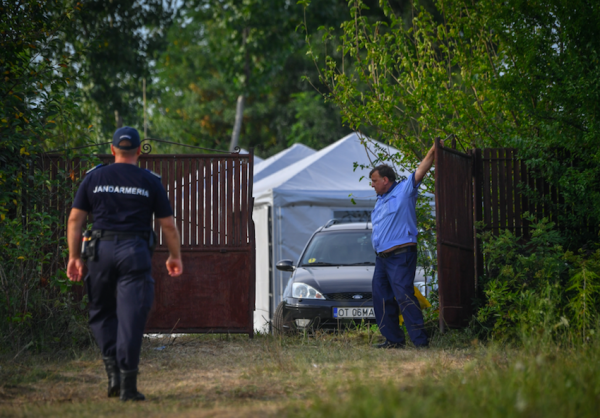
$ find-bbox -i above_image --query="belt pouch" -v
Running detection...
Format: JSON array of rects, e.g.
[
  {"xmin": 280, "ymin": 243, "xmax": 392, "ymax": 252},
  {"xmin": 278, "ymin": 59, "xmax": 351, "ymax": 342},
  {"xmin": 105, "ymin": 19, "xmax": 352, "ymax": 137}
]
[
  {"xmin": 88, "ymin": 230, "xmax": 102, "ymax": 261},
  {"xmin": 81, "ymin": 230, "xmax": 92, "ymax": 260}
]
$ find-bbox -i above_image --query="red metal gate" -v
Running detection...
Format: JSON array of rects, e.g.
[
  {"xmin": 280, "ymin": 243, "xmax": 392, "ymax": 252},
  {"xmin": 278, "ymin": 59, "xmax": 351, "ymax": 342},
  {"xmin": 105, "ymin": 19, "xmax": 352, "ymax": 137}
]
[
  {"xmin": 434, "ymin": 139, "xmax": 476, "ymax": 330},
  {"xmin": 434, "ymin": 143, "xmax": 561, "ymax": 330},
  {"xmin": 43, "ymin": 152, "xmax": 255, "ymax": 336}
]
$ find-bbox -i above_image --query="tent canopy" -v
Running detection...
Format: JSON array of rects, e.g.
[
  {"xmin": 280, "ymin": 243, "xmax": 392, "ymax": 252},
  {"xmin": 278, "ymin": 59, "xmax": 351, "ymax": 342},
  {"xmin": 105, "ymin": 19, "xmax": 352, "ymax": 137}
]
[
  {"xmin": 253, "ymin": 143, "xmax": 315, "ymax": 183},
  {"xmin": 253, "ymin": 132, "xmax": 410, "ymax": 207}
]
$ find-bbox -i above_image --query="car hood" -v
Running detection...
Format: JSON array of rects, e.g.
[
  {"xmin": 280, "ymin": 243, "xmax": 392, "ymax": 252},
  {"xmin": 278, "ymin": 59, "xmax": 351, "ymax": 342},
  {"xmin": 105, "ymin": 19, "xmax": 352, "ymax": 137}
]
[{"xmin": 292, "ymin": 266, "xmax": 373, "ymax": 293}]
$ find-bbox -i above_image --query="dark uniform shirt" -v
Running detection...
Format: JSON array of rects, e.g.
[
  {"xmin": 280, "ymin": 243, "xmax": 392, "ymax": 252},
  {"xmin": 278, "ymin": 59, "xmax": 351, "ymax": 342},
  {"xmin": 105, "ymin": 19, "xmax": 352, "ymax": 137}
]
[{"xmin": 72, "ymin": 163, "xmax": 172, "ymax": 232}]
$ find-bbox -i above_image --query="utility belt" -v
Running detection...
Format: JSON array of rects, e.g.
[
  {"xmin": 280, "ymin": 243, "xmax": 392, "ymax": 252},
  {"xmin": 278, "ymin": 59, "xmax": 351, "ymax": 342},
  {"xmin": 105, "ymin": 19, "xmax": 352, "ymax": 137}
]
[
  {"xmin": 81, "ymin": 229, "xmax": 158, "ymax": 261},
  {"xmin": 375, "ymin": 245, "xmax": 417, "ymax": 259}
]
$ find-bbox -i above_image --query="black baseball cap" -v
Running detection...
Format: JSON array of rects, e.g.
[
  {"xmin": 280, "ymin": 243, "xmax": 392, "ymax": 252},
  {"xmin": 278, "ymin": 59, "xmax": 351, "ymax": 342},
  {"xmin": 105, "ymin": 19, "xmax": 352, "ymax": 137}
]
[{"xmin": 112, "ymin": 126, "xmax": 141, "ymax": 150}]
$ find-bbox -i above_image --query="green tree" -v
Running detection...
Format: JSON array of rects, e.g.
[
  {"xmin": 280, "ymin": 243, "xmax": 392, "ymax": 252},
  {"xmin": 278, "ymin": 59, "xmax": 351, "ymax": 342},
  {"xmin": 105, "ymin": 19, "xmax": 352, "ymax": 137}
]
[
  {"xmin": 54, "ymin": 0, "xmax": 175, "ymax": 145},
  {"xmin": 306, "ymin": 0, "xmax": 600, "ymax": 248},
  {"xmin": 485, "ymin": 0, "xmax": 600, "ymax": 248},
  {"xmin": 148, "ymin": 0, "xmax": 353, "ymax": 156},
  {"xmin": 1, "ymin": 0, "xmax": 87, "ymax": 208},
  {"xmin": 0, "ymin": 0, "xmax": 91, "ymax": 351}
]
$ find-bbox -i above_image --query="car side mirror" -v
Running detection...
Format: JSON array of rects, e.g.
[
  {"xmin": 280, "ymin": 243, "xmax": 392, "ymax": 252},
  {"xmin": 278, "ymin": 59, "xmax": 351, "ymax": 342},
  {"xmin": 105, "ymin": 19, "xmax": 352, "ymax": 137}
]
[{"xmin": 276, "ymin": 259, "xmax": 295, "ymax": 272}]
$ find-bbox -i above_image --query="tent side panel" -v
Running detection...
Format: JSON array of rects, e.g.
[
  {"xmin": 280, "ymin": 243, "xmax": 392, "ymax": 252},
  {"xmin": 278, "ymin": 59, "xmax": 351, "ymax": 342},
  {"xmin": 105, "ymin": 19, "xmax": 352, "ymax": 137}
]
[{"xmin": 253, "ymin": 204, "xmax": 271, "ymax": 332}]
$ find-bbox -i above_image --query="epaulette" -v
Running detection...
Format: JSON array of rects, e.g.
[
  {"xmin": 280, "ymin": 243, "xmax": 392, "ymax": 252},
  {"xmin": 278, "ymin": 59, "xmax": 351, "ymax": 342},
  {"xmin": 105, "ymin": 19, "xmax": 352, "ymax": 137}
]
[
  {"xmin": 145, "ymin": 168, "xmax": 162, "ymax": 179},
  {"xmin": 86, "ymin": 163, "xmax": 107, "ymax": 174}
]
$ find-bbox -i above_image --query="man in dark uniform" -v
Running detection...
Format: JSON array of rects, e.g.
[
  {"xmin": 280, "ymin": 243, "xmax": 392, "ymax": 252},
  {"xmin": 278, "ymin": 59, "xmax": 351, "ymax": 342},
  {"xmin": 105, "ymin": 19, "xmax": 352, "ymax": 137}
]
[
  {"xmin": 370, "ymin": 144, "xmax": 435, "ymax": 349},
  {"xmin": 66, "ymin": 126, "xmax": 183, "ymax": 401}
]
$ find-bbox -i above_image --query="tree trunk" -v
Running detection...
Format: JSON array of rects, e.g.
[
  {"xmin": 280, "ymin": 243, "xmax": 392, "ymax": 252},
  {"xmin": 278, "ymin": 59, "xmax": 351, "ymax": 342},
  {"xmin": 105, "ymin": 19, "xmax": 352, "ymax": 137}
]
[
  {"xmin": 114, "ymin": 110, "xmax": 123, "ymax": 129},
  {"xmin": 229, "ymin": 95, "xmax": 245, "ymax": 152}
]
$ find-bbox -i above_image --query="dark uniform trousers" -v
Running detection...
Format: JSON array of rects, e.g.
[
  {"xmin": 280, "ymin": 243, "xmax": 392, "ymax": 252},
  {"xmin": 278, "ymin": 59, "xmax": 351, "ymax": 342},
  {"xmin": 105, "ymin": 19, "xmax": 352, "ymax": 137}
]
[
  {"xmin": 372, "ymin": 251, "xmax": 429, "ymax": 347},
  {"xmin": 85, "ymin": 236, "xmax": 154, "ymax": 371}
]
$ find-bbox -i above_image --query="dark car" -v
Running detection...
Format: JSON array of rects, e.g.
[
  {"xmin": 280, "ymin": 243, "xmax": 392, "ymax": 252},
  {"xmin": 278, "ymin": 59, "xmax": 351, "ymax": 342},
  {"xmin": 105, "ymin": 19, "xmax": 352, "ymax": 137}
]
[{"xmin": 273, "ymin": 221, "xmax": 378, "ymax": 334}]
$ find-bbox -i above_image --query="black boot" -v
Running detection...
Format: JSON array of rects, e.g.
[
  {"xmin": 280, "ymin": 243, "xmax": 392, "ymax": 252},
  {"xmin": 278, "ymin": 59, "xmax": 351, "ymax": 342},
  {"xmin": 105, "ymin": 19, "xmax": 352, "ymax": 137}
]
[
  {"xmin": 120, "ymin": 369, "xmax": 145, "ymax": 401},
  {"xmin": 102, "ymin": 356, "xmax": 120, "ymax": 397}
]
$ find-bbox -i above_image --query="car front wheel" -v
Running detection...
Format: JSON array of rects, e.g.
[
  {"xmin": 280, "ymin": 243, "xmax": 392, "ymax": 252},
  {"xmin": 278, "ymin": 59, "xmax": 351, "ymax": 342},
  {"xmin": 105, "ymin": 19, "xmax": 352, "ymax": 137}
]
[{"xmin": 272, "ymin": 302, "xmax": 296, "ymax": 336}]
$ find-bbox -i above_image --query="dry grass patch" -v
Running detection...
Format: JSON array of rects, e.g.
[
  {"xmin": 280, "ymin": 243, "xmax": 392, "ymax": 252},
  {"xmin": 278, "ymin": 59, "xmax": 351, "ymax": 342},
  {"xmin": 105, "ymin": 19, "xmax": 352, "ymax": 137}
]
[{"xmin": 0, "ymin": 333, "xmax": 470, "ymax": 417}]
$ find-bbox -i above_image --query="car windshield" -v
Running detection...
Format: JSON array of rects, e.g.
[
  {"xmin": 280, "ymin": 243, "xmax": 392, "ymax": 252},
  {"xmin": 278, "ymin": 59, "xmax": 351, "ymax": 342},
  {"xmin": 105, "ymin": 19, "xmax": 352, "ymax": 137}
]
[{"xmin": 299, "ymin": 230, "xmax": 375, "ymax": 266}]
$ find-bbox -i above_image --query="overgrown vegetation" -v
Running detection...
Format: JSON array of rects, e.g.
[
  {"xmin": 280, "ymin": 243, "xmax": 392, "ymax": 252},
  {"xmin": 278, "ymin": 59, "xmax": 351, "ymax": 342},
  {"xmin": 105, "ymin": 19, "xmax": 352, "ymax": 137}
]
[
  {"xmin": 475, "ymin": 215, "xmax": 600, "ymax": 344},
  {"xmin": 304, "ymin": 0, "xmax": 600, "ymax": 249},
  {"xmin": 291, "ymin": 333, "xmax": 600, "ymax": 418},
  {"xmin": 0, "ymin": 212, "xmax": 91, "ymax": 353},
  {"xmin": 0, "ymin": 0, "xmax": 92, "ymax": 352}
]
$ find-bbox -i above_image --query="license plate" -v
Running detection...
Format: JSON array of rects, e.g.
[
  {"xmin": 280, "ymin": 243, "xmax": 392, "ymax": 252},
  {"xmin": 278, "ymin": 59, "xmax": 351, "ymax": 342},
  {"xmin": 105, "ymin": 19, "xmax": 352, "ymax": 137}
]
[{"xmin": 333, "ymin": 307, "xmax": 375, "ymax": 319}]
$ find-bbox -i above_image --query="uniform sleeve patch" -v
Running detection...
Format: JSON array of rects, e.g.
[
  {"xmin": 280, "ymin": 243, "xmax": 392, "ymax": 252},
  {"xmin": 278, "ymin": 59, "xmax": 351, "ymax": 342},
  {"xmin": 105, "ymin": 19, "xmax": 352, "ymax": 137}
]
[
  {"xmin": 145, "ymin": 169, "xmax": 162, "ymax": 179},
  {"xmin": 86, "ymin": 163, "xmax": 107, "ymax": 174}
]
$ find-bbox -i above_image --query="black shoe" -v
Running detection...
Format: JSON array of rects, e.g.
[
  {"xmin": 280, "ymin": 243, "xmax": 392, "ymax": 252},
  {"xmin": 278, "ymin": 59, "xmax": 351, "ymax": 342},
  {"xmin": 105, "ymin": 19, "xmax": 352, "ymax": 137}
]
[
  {"xmin": 120, "ymin": 369, "xmax": 146, "ymax": 401},
  {"xmin": 102, "ymin": 356, "xmax": 120, "ymax": 398},
  {"xmin": 373, "ymin": 340, "xmax": 405, "ymax": 349}
]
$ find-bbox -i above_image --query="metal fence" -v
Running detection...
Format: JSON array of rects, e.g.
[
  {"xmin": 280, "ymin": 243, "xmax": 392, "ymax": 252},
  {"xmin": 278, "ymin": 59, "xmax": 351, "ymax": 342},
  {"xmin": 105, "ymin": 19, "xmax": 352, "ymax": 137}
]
[{"xmin": 435, "ymin": 142, "xmax": 558, "ymax": 330}]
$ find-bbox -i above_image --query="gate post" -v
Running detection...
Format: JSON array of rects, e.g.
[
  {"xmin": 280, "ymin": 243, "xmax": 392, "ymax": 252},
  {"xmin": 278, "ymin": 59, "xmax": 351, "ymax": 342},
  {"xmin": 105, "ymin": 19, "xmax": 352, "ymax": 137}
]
[{"xmin": 434, "ymin": 138, "xmax": 445, "ymax": 333}]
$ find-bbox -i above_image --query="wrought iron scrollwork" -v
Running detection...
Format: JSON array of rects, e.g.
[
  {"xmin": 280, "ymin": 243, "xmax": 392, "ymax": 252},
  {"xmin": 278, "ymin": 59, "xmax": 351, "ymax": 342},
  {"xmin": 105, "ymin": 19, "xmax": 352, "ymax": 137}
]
[
  {"xmin": 141, "ymin": 140, "xmax": 152, "ymax": 154},
  {"xmin": 142, "ymin": 138, "xmax": 245, "ymax": 154},
  {"xmin": 46, "ymin": 137, "xmax": 249, "ymax": 155}
]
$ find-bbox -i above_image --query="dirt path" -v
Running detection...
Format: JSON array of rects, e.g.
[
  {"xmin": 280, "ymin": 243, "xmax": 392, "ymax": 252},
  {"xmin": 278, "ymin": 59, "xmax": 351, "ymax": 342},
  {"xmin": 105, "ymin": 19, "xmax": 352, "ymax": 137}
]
[{"xmin": 0, "ymin": 334, "xmax": 471, "ymax": 417}]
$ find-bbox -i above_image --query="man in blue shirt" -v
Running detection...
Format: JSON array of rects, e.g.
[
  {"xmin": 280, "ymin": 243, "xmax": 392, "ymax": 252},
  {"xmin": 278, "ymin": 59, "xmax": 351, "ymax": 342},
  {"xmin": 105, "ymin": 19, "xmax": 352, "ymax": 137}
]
[
  {"xmin": 370, "ymin": 144, "xmax": 435, "ymax": 348},
  {"xmin": 67, "ymin": 127, "xmax": 183, "ymax": 400}
]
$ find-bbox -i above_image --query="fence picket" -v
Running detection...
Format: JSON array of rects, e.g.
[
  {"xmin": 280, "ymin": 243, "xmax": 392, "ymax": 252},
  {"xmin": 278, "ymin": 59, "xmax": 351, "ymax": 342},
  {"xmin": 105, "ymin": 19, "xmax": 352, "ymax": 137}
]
[
  {"xmin": 498, "ymin": 148, "xmax": 507, "ymax": 231},
  {"xmin": 490, "ymin": 149, "xmax": 499, "ymax": 235},
  {"xmin": 513, "ymin": 151, "xmax": 522, "ymax": 237},
  {"xmin": 483, "ymin": 149, "xmax": 491, "ymax": 230},
  {"xmin": 506, "ymin": 149, "xmax": 514, "ymax": 233},
  {"xmin": 226, "ymin": 158, "xmax": 234, "ymax": 245}
]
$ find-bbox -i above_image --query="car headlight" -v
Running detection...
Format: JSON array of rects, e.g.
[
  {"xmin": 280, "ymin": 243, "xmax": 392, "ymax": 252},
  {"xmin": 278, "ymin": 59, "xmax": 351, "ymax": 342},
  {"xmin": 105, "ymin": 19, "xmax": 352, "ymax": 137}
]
[{"xmin": 292, "ymin": 283, "xmax": 325, "ymax": 299}]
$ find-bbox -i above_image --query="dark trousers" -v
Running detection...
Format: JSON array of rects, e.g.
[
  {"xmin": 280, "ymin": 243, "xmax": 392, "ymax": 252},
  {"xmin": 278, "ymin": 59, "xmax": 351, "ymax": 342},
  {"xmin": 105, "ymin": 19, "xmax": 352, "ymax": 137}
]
[
  {"xmin": 85, "ymin": 236, "xmax": 154, "ymax": 371},
  {"xmin": 372, "ymin": 251, "xmax": 428, "ymax": 347}
]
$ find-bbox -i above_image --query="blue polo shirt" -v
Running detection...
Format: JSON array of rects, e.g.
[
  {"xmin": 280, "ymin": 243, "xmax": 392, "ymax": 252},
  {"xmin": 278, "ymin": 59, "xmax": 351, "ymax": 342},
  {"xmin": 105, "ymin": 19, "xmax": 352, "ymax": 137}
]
[{"xmin": 371, "ymin": 172, "xmax": 420, "ymax": 253}]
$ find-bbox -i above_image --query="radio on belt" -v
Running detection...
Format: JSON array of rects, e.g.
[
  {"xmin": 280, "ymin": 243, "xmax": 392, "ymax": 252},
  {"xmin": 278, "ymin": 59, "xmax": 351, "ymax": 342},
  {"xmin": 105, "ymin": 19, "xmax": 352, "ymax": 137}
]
[{"xmin": 81, "ymin": 230, "xmax": 92, "ymax": 258}]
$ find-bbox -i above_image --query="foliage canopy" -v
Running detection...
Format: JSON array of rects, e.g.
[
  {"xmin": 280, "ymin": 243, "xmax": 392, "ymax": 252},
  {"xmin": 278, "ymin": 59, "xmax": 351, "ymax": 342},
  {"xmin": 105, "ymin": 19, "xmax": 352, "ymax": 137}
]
[
  {"xmin": 306, "ymin": 0, "xmax": 600, "ymax": 249},
  {"xmin": 0, "ymin": 0, "xmax": 92, "ymax": 351}
]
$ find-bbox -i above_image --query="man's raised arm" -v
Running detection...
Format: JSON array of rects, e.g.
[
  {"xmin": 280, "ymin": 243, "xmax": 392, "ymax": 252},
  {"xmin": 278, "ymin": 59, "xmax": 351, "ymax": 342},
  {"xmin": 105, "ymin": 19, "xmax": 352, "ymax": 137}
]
[{"xmin": 415, "ymin": 143, "xmax": 437, "ymax": 184}]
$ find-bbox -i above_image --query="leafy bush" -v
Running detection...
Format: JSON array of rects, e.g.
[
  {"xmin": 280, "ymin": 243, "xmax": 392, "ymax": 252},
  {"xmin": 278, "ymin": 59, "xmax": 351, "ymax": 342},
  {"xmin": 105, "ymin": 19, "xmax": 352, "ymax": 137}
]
[
  {"xmin": 476, "ymin": 214, "xmax": 600, "ymax": 343},
  {"xmin": 0, "ymin": 0, "xmax": 93, "ymax": 353},
  {"xmin": 0, "ymin": 215, "xmax": 90, "ymax": 351},
  {"xmin": 564, "ymin": 250, "xmax": 600, "ymax": 342}
]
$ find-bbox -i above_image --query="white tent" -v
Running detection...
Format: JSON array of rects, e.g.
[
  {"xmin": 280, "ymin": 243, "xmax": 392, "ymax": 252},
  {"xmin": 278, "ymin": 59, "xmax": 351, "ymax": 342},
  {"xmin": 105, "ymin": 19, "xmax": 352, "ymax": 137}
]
[
  {"xmin": 252, "ymin": 132, "xmax": 412, "ymax": 332},
  {"xmin": 253, "ymin": 143, "xmax": 315, "ymax": 183}
]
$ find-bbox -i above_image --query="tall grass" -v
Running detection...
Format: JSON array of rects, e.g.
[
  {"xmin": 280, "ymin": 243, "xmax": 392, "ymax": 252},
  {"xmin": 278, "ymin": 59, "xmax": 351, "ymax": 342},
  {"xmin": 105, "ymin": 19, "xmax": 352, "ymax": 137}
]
[{"xmin": 290, "ymin": 333, "xmax": 600, "ymax": 418}]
